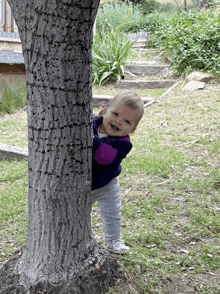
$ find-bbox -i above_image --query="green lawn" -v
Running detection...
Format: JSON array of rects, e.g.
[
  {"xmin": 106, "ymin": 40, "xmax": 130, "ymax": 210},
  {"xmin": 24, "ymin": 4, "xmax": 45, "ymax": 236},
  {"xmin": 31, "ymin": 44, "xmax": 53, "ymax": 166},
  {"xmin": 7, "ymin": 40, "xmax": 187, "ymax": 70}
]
[{"xmin": 0, "ymin": 82, "xmax": 220, "ymax": 293}]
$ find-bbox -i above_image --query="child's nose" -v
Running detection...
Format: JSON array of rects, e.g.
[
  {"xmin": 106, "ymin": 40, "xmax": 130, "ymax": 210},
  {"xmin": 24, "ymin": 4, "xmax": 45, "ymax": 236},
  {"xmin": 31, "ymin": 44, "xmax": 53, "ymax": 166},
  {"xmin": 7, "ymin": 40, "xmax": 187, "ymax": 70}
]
[{"xmin": 116, "ymin": 117, "xmax": 123, "ymax": 125}]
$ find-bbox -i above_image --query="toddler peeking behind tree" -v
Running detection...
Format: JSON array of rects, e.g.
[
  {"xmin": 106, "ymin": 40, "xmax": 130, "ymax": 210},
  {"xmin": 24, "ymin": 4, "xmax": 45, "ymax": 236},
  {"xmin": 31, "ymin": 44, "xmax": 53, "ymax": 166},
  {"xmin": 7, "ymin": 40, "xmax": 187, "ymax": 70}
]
[{"xmin": 91, "ymin": 90, "xmax": 144, "ymax": 254}]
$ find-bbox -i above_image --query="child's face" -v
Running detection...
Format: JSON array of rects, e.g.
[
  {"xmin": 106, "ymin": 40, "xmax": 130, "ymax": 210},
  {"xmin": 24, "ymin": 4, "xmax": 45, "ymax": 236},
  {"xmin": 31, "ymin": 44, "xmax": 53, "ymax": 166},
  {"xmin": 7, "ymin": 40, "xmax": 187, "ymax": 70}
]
[{"xmin": 100, "ymin": 102, "xmax": 141, "ymax": 137}]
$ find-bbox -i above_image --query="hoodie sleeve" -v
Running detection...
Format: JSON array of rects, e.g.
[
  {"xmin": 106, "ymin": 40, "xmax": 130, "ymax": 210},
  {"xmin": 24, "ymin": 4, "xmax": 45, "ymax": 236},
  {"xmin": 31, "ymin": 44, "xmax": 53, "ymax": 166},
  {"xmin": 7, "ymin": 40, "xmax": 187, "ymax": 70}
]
[{"xmin": 93, "ymin": 135, "xmax": 132, "ymax": 166}]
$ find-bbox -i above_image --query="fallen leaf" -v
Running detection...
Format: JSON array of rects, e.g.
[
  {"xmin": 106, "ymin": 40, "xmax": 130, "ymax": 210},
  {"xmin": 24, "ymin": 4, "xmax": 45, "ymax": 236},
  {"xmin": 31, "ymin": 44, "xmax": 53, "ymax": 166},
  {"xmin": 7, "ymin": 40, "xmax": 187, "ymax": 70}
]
[
  {"xmin": 181, "ymin": 249, "xmax": 189, "ymax": 254},
  {"xmin": 145, "ymin": 244, "xmax": 157, "ymax": 248},
  {"xmin": 189, "ymin": 242, "xmax": 196, "ymax": 245},
  {"xmin": 95, "ymin": 263, "xmax": 100, "ymax": 270}
]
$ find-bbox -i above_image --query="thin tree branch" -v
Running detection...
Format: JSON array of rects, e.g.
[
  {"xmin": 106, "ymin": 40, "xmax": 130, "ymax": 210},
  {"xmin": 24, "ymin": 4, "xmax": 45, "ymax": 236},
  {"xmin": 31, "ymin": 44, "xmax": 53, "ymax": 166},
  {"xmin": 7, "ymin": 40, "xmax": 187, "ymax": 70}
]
[
  {"xmin": 173, "ymin": 0, "xmax": 183, "ymax": 12},
  {"xmin": 159, "ymin": 81, "xmax": 179, "ymax": 100}
]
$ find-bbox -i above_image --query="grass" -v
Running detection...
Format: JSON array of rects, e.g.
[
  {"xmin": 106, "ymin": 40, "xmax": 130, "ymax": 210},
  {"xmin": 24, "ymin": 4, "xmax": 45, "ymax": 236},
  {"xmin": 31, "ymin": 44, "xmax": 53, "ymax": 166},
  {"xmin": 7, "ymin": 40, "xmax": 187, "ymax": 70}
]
[
  {"xmin": 0, "ymin": 160, "xmax": 28, "ymax": 259},
  {"xmin": 0, "ymin": 82, "xmax": 27, "ymax": 114},
  {"xmin": 0, "ymin": 82, "xmax": 219, "ymax": 293},
  {"xmin": 0, "ymin": 118, "xmax": 28, "ymax": 148},
  {"xmin": 93, "ymin": 83, "xmax": 168, "ymax": 99},
  {"xmin": 92, "ymin": 83, "xmax": 220, "ymax": 293},
  {"xmin": 0, "ymin": 43, "xmax": 220, "ymax": 294}
]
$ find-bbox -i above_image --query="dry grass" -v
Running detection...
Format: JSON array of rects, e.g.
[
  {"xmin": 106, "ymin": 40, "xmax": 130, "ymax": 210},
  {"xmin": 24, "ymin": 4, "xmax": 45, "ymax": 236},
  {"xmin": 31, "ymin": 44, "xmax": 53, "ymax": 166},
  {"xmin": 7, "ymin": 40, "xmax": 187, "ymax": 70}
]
[
  {"xmin": 0, "ymin": 41, "xmax": 220, "ymax": 293},
  {"xmin": 0, "ymin": 81, "xmax": 220, "ymax": 293}
]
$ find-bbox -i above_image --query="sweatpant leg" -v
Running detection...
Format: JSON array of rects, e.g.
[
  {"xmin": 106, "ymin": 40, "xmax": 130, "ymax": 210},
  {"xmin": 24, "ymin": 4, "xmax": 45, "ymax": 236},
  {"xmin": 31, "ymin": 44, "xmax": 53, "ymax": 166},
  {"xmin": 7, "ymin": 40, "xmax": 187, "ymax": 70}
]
[{"xmin": 90, "ymin": 178, "xmax": 122, "ymax": 244}]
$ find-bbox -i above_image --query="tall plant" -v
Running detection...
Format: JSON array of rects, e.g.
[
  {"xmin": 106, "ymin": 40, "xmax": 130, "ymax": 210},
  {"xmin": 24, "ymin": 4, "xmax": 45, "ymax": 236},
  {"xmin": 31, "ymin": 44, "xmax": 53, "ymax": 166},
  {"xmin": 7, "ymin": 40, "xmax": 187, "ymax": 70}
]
[
  {"xmin": 96, "ymin": 2, "xmax": 143, "ymax": 34},
  {"xmin": 92, "ymin": 31, "xmax": 136, "ymax": 85},
  {"xmin": 0, "ymin": 83, "xmax": 27, "ymax": 114},
  {"xmin": 150, "ymin": 11, "xmax": 220, "ymax": 77}
]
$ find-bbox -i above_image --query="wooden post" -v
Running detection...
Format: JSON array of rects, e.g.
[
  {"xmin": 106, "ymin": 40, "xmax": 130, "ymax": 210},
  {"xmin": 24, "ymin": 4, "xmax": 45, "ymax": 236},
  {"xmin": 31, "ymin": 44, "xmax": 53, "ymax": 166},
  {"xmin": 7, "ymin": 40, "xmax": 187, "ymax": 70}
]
[
  {"xmin": 1, "ymin": 0, "xmax": 6, "ymax": 31},
  {"xmin": 5, "ymin": 0, "xmax": 9, "ymax": 32},
  {"xmin": 8, "ymin": 3, "xmax": 14, "ymax": 32}
]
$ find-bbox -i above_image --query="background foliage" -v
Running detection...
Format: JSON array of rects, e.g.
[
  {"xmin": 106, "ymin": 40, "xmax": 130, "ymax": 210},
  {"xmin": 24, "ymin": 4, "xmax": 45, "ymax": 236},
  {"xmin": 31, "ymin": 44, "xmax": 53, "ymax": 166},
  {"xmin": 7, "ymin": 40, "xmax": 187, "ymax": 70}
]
[
  {"xmin": 150, "ymin": 10, "xmax": 220, "ymax": 76},
  {"xmin": 0, "ymin": 83, "xmax": 26, "ymax": 114},
  {"xmin": 92, "ymin": 30, "xmax": 135, "ymax": 85},
  {"xmin": 95, "ymin": 0, "xmax": 220, "ymax": 78}
]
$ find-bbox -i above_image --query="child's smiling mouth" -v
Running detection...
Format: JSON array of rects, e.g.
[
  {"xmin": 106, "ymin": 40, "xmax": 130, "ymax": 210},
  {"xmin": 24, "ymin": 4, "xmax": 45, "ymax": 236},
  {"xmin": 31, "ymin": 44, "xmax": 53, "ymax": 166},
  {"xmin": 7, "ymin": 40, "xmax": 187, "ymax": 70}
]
[{"xmin": 111, "ymin": 124, "xmax": 119, "ymax": 131}]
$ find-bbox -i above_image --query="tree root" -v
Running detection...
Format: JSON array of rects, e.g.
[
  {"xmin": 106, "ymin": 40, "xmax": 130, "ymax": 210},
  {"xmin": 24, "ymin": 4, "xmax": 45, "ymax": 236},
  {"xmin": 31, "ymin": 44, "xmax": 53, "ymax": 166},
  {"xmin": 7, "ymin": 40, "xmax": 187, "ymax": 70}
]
[{"xmin": 0, "ymin": 246, "xmax": 124, "ymax": 294}]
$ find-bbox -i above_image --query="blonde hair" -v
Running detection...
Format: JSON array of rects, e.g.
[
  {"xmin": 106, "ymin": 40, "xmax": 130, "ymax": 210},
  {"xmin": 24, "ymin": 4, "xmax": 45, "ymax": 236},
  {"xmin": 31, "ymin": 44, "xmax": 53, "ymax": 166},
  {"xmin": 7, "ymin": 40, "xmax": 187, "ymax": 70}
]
[{"xmin": 99, "ymin": 90, "xmax": 144, "ymax": 126}]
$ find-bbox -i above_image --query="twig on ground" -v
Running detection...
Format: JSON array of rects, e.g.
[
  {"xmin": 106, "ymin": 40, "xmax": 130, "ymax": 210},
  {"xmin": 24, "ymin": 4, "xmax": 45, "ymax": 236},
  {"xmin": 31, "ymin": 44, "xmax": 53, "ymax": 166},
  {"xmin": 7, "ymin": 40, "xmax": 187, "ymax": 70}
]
[
  {"xmin": 19, "ymin": 106, "xmax": 27, "ymax": 112},
  {"xmin": 159, "ymin": 81, "xmax": 179, "ymax": 100},
  {"xmin": 144, "ymin": 99, "xmax": 157, "ymax": 108},
  {"xmin": 129, "ymin": 284, "xmax": 139, "ymax": 294},
  {"xmin": 154, "ymin": 180, "xmax": 170, "ymax": 186},
  {"xmin": 176, "ymin": 139, "xmax": 198, "ymax": 147}
]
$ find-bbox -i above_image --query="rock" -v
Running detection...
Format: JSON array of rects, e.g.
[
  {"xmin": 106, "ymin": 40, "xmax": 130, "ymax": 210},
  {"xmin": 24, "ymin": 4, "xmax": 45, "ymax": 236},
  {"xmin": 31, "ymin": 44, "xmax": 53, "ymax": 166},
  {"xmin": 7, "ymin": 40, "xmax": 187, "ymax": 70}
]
[
  {"xmin": 0, "ymin": 143, "xmax": 28, "ymax": 161},
  {"xmin": 183, "ymin": 81, "xmax": 205, "ymax": 91},
  {"xmin": 187, "ymin": 71, "xmax": 214, "ymax": 83},
  {"xmin": 159, "ymin": 51, "xmax": 171, "ymax": 64},
  {"xmin": 154, "ymin": 56, "xmax": 162, "ymax": 61},
  {"xmin": 161, "ymin": 67, "xmax": 169, "ymax": 78}
]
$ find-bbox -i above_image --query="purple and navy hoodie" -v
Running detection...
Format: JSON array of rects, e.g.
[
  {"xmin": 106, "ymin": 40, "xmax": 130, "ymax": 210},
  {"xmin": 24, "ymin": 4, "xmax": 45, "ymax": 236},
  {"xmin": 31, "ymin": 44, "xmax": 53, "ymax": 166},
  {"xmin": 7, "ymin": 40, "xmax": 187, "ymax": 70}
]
[{"xmin": 92, "ymin": 115, "xmax": 132, "ymax": 190}]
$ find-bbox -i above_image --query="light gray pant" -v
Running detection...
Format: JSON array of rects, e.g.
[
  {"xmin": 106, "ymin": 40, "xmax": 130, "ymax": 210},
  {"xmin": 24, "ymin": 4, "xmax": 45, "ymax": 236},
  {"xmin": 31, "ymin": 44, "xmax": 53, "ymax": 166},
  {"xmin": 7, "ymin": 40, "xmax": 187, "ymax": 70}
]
[{"xmin": 90, "ymin": 178, "xmax": 122, "ymax": 244}]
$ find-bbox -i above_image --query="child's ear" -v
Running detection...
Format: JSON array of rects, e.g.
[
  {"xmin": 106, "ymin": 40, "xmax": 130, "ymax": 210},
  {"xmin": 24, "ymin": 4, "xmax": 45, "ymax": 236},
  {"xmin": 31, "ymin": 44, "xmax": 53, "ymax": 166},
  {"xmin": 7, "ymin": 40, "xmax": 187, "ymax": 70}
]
[
  {"xmin": 131, "ymin": 126, "xmax": 137, "ymax": 134},
  {"xmin": 100, "ymin": 107, "xmax": 107, "ymax": 116},
  {"xmin": 99, "ymin": 107, "xmax": 107, "ymax": 116}
]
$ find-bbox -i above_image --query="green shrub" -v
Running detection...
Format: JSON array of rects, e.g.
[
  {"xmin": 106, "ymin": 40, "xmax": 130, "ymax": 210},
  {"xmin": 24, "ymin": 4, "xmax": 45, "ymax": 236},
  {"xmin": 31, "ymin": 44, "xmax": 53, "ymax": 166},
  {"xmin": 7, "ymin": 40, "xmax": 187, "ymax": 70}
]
[
  {"xmin": 121, "ymin": 12, "xmax": 166, "ymax": 34},
  {"xmin": 139, "ymin": 0, "xmax": 160, "ymax": 14},
  {"xmin": 150, "ymin": 11, "xmax": 220, "ymax": 77},
  {"xmin": 96, "ymin": 1, "xmax": 180, "ymax": 35},
  {"xmin": 92, "ymin": 31, "xmax": 136, "ymax": 85},
  {"xmin": 96, "ymin": 2, "xmax": 143, "ymax": 34},
  {"xmin": 0, "ymin": 83, "xmax": 27, "ymax": 114}
]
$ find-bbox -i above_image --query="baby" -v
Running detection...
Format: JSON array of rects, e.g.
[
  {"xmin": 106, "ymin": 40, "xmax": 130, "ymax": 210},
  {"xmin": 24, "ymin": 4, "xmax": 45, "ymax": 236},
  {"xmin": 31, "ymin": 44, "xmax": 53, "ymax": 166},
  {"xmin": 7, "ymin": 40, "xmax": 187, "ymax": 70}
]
[{"xmin": 91, "ymin": 90, "xmax": 144, "ymax": 253}]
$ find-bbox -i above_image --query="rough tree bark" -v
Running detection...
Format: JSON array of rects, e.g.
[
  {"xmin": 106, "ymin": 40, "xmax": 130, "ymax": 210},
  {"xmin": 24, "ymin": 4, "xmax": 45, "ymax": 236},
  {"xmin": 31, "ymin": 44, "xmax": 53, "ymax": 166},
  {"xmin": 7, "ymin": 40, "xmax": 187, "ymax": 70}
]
[{"xmin": 0, "ymin": 1, "xmax": 122, "ymax": 293}]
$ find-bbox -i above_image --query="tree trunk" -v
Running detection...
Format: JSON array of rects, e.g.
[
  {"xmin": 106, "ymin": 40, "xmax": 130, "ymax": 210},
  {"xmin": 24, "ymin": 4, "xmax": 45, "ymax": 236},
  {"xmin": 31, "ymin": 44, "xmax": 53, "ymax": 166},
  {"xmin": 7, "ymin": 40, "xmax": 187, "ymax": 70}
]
[
  {"xmin": 0, "ymin": 1, "xmax": 122, "ymax": 293},
  {"xmin": 184, "ymin": 0, "xmax": 188, "ymax": 12}
]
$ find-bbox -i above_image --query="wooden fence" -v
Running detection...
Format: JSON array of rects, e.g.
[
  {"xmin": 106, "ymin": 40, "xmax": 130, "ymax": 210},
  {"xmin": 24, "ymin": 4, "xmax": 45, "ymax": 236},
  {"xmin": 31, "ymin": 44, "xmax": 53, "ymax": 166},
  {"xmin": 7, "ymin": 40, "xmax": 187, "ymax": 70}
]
[{"xmin": 0, "ymin": 0, "xmax": 19, "ymax": 39}]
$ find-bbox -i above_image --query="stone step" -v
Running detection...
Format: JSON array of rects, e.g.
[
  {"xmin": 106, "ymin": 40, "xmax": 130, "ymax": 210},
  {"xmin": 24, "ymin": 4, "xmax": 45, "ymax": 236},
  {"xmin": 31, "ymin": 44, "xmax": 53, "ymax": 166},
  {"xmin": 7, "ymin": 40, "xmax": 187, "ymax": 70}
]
[
  {"xmin": 129, "ymin": 32, "xmax": 150, "ymax": 50},
  {"xmin": 115, "ymin": 80, "xmax": 177, "ymax": 89},
  {"xmin": 0, "ymin": 143, "xmax": 28, "ymax": 161},
  {"xmin": 126, "ymin": 64, "xmax": 170, "ymax": 76},
  {"xmin": 129, "ymin": 32, "xmax": 150, "ymax": 41},
  {"xmin": 132, "ymin": 41, "xmax": 148, "ymax": 49}
]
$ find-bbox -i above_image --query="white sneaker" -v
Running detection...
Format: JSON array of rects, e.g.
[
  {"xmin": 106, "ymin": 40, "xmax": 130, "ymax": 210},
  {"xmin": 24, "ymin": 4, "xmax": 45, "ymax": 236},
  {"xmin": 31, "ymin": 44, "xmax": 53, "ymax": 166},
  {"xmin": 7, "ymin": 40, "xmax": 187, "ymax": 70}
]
[
  {"xmin": 91, "ymin": 233, "xmax": 101, "ymax": 240},
  {"xmin": 107, "ymin": 240, "xmax": 129, "ymax": 254}
]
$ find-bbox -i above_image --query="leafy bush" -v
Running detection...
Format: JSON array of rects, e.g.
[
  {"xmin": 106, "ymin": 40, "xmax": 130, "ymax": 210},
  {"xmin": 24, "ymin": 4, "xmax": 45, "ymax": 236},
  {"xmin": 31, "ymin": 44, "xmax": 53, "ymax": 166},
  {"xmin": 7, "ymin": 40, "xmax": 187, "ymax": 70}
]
[
  {"xmin": 96, "ymin": 2, "xmax": 143, "ymax": 34},
  {"xmin": 96, "ymin": 1, "xmax": 180, "ymax": 35},
  {"xmin": 150, "ymin": 11, "xmax": 220, "ymax": 77},
  {"xmin": 92, "ymin": 31, "xmax": 136, "ymax": 85},
  {"xmin": 121, "ymin": 12, "xmax": 167, "ymax": 34},
  {"xmin": 139, "ymin": 0, "xmax": 160, "ymax": 14},
  {"xmin": 0, "ymin": 83, "xmax": 27, "ymax": 114}
]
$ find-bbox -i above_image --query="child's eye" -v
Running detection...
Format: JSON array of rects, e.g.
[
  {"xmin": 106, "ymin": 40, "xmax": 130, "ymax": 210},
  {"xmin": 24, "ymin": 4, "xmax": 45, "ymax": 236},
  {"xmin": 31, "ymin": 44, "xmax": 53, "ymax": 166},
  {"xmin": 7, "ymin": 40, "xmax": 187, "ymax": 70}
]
[
  {"xmin": 113, "ymin": 112, "xmax": 118, "ymax": 117},
  {"xmin": 125, "ymin": 120, "xmax": 131, "ymax": 125}
]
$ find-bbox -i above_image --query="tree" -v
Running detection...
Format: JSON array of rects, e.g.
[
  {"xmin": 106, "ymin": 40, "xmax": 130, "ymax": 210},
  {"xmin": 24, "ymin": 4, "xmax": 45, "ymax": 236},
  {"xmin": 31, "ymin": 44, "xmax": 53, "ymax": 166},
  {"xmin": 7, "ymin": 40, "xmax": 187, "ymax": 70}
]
[{"xmin": 0, "ymin": 0, "xmax": 121, "ymax": 293}]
